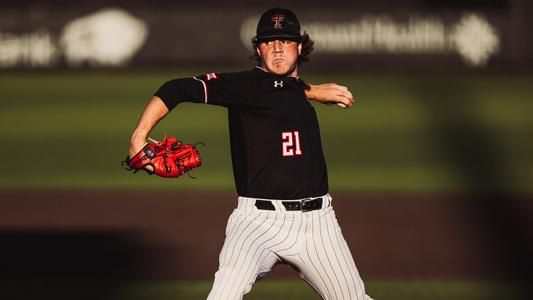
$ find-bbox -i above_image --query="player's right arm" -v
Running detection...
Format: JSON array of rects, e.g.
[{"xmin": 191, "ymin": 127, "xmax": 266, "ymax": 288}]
[
  {"xmin": 129, "ymin": 72, "xmax": 257, "ymax": 157},
  {"xmin": 129, "ymin": 76, "xmax": 212, "ymax": 158},
  {"xmin": 129, "ymin": 96, "xmax": 169, "ymax": 158}
]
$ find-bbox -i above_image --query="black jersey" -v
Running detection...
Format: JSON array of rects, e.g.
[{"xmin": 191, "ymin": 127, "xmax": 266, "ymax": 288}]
[{"xmin": 155, "ymin": 67, "xmax": 328, "ymax": 200}]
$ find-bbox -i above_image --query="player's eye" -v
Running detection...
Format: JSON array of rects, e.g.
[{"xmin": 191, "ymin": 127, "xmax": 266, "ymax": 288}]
[{"xmin": 282, "ymin": 40, "xmax": 295, "ymax": 46}]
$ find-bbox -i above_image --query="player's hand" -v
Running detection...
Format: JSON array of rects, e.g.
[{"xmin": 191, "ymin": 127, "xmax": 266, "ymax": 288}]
[
  {"xmin": 129, "ymin": 137, "xmax": 165, "ymax": 157},
  {"xmin": 127, "ymin": 96, "xmax": 170, "ymax": 172},
  {"xmin": 305, "ymin": 83, "xmax": 355, "ymax": 108},
  {"xmin": 129, "ymin": 137, "xmax": 153, "ymax": 172}
]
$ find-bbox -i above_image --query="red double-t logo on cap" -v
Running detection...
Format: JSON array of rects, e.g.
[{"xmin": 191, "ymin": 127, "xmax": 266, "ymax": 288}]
[{"xmin": 271, "ymin": 14, "xmax": 285, "ymax": 29}]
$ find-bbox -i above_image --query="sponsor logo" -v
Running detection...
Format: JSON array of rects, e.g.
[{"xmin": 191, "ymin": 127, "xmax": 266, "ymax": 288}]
[
  {"xmin": 61, "ymin": 8, "xmax": 148, "ymax": 67},
  {"xmin": 241, "ymin": 13, "xmax": 500, "ymax": 67},
  {"xmin": 0, "ymin": 8, "xmax": 148, "ymax": 68},
  {"xmin": 274, "ymin": 80, "xmax": 283, "ymax": 88}
]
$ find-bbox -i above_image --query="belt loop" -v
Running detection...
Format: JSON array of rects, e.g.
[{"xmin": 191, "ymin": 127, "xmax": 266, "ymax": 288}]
[
  {"xmin": 237, "ymin": 197, "xmax": 244, "ymax": 211},
  {"xmin": 248, "ymin": 197, "xmax": 257, "ymax": 213},
  {"xmin": 238, "ymin": 196, "xmax": 258, "ymax": 213},
  {"xmin": 272, "ymin": 200, "xmax": 285, "ymax": 212},
  {"xmin": 323, "ymin": 195, "xmax": 330, "ymax": 209}
]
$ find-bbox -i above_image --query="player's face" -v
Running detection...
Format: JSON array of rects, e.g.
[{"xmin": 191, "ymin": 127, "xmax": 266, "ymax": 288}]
[{"xmin": 257, "ymin": 39, "xmax": 302, "ymax": 77}]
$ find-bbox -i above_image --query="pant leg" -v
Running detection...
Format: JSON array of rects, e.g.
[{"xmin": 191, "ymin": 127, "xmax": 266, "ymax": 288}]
[
  {"xmin": 290, "ymin": 206, "xmax": 373, "ymax": 300},
  {"xmin": 207, "ymin": 206, "xmax": 289, "ymax": 300}
]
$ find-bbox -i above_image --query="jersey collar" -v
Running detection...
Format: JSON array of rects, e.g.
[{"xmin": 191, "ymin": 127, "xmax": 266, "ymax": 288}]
[{"xmin": 255, "ymin": 66, "xmax": 300, "ymax": 80}]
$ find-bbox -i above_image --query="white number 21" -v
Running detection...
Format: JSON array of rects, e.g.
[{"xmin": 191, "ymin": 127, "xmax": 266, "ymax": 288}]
[{"xmin": 282, "ymin": 131, "xmax": 302, "ymax": 157}]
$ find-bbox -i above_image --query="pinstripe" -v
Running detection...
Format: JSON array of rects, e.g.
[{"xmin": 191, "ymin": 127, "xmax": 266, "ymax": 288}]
[
  {"xmin": 220, "ymin": 212, "xmax": 254, "ymax": 264},
  {"xmin": 340, "ymin": 237, "xmax": 357, "ymax": 273},
  {"xmin": 326, "ymin": 210, "xmax": 358, "ymax": 299},
  {"xmin": 335, "ymin": 213, "xmax": 365, "ymax": 298},
  {"xmin": 228, "ymin": 246, "xmax": 275, "ymax": 299},
  {"xmin": 338, "ymin": 230, "xmax": 366, "ymax": 299},
  {"xmin": 324, "ymin": 209, "xmax": 354, "ymax": 299},
  {"xmin": 318, "ymin": 211, "xmax": 344, "ymax": 299},
  {"xmin": 296, "ymin": 218, "xmax": 327, "ymax": 299},
  {"xmin": 210, "ymin": 210, "xmax": 239, "ymax": 295},
  {"xmin": 342, "ymin": 235, "xmax": 359, "ymax": 275},
  {"xmin": 222, "ymin": 211, "xmax": 271, "ymax": 297},
  {"xmin": 311, "ymin": 212, "xmax": 337, "ymax": 297},
  {"xmin": 242, "ymin": 213, "xmax": 293, "ymax": 280},
  {"xmin": 301, "ymin": 275, "xmax": 326, "ymax": 300},
  {"xmin": 226, "ymin": 212, "xmax": 283, "ymax": 299},
  {"xmin": 212, "ymin": 212, "xmax": 251, "ymax": 296},
  {"xmin": 210, "ymin": 213, "xmax": 259, "ymax": 298},
  {"xmin": 224, "ymin": 213, "xmax": 260, "ymax": 264},
  {"xmin": 218, "ymin": 213, "xmax": 266, "ymax": 298},
  {"xmin": 299, "ymin": 214, "xmax": 326, "ymax": 297},
  {"xmin": 274, "ymin": 212, "xmax": 303, "ymax": 254},
  {"xmin": 208, "ymin": 196, "xmax": 372, "ymax": 300},
  {"xmin": 335, "ymin": 211, "xmax": 371, "ymax": 300},
  {"xmin": 230, "ymin": 249, "xmax": 274, "ymax": 299},
  {"xmin": 264, "ymin": 213, "xmax": 295, "ymax": 253},
  {"xmin": 304, "ymin": 213, "xmax": 334, "ymax": 299},
  {"xmin": 297, "ymin": 213, "xmax": 321, "ymax": 284}
]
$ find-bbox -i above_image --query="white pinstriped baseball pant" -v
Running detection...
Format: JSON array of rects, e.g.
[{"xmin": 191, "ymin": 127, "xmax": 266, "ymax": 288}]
[{"xmin": 207, "ymin": 194, "xmax": 373, "ymax": 300}]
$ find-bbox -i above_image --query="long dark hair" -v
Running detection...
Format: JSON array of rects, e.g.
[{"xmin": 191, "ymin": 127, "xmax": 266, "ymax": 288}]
[{"xmin": 250, "ymin": 33, "xmax": 314, "ymax": 66}]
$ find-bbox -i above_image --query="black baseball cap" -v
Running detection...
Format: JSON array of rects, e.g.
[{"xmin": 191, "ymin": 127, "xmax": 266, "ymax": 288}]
[{"xmin": 255, "ymin": 7, "xmax": 302, "ymax": 43}]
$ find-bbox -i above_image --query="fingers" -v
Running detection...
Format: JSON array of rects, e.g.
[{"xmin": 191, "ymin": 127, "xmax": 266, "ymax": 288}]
[
  {"xmin": 339, "ymin": 89, "xmax": 354, "ymax": 102},
  {"xmin": 332, "ymin": 90, "xmax": 355, "ymax": 108},
  {"xmin": 330, "ymin": 84, "xmax": 354, "ymax": 107}
]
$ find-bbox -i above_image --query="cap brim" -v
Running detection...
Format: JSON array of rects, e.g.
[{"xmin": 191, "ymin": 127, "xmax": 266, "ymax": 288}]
[{"xmin": 255, "ymin": 34, "xmax": 301, "ymax": 43}]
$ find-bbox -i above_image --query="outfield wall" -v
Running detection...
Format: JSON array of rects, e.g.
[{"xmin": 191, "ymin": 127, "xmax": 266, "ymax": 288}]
[{"xmin": 0, "ymin": 1, "xmax": 531, "ymax": 71}]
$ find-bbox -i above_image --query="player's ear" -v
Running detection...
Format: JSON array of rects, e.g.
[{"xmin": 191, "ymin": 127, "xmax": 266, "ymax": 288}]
[
  {"xmin": 298, "ymin": 43, "xmax": 302, "ymax": 55},
  {"xmin": 256, "ymin": 47, "xmax": 261, "ymax": 57}
]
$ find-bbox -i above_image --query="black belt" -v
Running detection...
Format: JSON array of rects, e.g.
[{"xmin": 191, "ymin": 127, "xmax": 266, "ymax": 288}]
[{"xmin": 255, "ymin": 197, "xmax": 324, "ymax": 212}]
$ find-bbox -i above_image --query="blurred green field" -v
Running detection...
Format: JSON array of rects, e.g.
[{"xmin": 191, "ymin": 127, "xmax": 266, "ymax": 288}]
[
  {"xmin": 2, "ymin": 279, "xmax": 527, "ymax": 300},
  {"xmin": 0, "ymin": 71, "xmax": 531, "ymax": 192},
  {"xmin": 126, "ymin": 279, "xmax": 527, "ymax": 300}
]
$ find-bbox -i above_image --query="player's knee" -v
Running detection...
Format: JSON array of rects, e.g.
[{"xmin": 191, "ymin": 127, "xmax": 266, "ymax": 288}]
[
  {"xmin": 208, "ymin": 268, "xmax": 256, "ymax": 300},
  {"xmin": 208, "ymin": 281, "xmax": 254, "ymax": 300}
]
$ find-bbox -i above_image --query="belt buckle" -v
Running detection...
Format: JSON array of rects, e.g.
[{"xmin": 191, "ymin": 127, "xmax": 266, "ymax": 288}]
[{"xmin": 301, "ymin": 198, "xmax": 313, "ymax": 212}]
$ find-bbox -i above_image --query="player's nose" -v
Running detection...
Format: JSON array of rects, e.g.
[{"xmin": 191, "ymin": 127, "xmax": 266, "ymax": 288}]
[{"xmin": 273, "ymin": 40, "xmax": 283, "ymax": 52}]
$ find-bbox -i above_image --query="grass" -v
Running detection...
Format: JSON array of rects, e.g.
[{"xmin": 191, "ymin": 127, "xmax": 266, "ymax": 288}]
[
  {"xmin": 0, "ymin": 71, "xmax": 531, "ymax": 192},
  {"xmin": 2, "ymin": 278, "xmax": 527, "ymax": 300}
]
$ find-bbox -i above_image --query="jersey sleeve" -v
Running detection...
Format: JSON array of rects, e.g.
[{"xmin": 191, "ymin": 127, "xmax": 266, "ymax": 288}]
[
  {"xmin": 154, "ymin": 71, "xmax": 259, "ymax": 111},
  {"xmin": 154, "ymin": 77, "xmax": 206, "ymax": 111}
]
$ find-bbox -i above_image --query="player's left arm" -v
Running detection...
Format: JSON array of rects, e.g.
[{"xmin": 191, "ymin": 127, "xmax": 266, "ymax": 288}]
[{"xmin": 305, "ymin": 83, "xmax": 355, "ymax": 108}]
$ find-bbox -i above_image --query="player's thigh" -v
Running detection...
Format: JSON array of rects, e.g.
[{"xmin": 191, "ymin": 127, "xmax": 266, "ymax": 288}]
[
  {"xmin": 208, "ymin": 247, "xmax": 278, "ymax": 299},
  {"xmin": 208, "ymin": 210, "xmax": 279, "ymax": 299},
  {"xmin": 297, "ymin": 208, "xmax": 369, "ymax": 300}
]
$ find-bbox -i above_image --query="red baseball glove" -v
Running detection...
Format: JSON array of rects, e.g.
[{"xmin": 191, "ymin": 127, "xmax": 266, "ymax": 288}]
[{"xmin": 122, "ymin": 136, "xmax": 202, "ymax": 178}]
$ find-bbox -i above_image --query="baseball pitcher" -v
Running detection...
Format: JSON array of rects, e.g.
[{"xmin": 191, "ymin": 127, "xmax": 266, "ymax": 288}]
[{"xmin": 125, "ymin": 7, "xmax": 372, "ymax": 300}]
